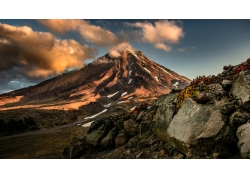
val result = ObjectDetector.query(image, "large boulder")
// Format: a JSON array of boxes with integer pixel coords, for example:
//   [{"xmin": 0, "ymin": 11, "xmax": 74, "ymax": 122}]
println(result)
[
  {"xmin": 154, "ymin": 93, "xmax": 177, "ymax": 132},
  {"xmin": 63, "ymin": 137, "xmax": 85, "ymax": 159},
  {"xmin": 115, "ymin": 130, "xmax": 129, "ymax": 149},
  {"xmin": 123, "ymin": 119, "xmax": 139, "ymax": 136},
  {"xmin": 100, "ymin": 127, "xmax": 119, "ymax": 147},
  {"xmin": 236, "ymin": 123, "xmax": 250, "ymax": 158},
  {"xmin": 230, "ymin": 71, "xmax": 250, "ymax": 104},
  {"xmin": 154, "ymin": 97, "xmax": 238, "ymax": 158},
  {"xmin": 86, "ymin": 119, "xmax": 113, "ymax": 146},
  {"xmin": 167, "ymin": 98, "xmax": 224, "ymax": 155}
]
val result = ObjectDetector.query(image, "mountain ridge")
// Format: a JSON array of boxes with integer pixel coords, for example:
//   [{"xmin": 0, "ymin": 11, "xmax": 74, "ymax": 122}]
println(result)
[{"xmin": 0, "ymin": 49, "xmax": 191, "ymax": 112}]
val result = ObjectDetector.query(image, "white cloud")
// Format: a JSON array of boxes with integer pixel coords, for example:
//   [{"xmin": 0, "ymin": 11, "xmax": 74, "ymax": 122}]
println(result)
[{"xmin": 127, "ymin": 20, "xmax": 184, "ymax": 51}]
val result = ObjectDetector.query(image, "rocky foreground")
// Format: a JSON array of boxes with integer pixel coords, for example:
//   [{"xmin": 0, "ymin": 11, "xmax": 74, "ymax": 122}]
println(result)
[{"xmin": 63, "ymin": 58, "xmax": 250, "ymax": 159}]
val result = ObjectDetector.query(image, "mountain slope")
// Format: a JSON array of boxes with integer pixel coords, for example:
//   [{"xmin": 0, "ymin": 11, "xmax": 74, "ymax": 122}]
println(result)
[{"xmin": 0, "ymin": 49, "xmax": 190, "ymax": 112}]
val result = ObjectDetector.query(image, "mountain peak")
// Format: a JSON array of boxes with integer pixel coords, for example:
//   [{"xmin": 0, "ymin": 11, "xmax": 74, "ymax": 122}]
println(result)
[{"xmin": 0, "ymin": 50, "xmax": 191, "ymax": 112}]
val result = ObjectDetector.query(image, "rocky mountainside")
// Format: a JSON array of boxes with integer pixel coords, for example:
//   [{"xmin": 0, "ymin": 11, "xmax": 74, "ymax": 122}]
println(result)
[
  {"xmin": 0, "ymin": 49, "xmax": 190, "ymax": 136},
  {"xmin": 63, "ymin": 58, "xmax": 250, "ymax": 159},
  {"xmin": 0, "ymin": 49, "xmax": 190, "ymax": 111}
]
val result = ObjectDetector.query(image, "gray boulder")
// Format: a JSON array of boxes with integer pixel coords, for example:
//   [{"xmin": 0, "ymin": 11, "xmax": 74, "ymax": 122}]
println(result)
[
  {"xmin": 154, "ymin": 96, "xmax": 238, "ymax": 158},
  {"xmin": 116, "ymin": 130, "xmax": 129, "ymax": 148},
  {"xmin": 166, "ymin": 98, "xmax": 225, "ymax": 156},
  {"xmin": 86, "ymin": 119, "xmax": 112, "ymax": 146},
  {"xmin": 154, "ymin": 93, "xmax": 177, "ymax": 133},
  {"xmin": 236, "ymin": 123, "xmax": 250, "ymax": 158},
  {"xmin": 63, "ymin": 137, "xmax": 84, "ymax": 159},
  {"xmin": 230, "ymin": 110, "xmax": 250, "ymax": 127},
  {"xmin": 230, "ymin": 71, "xmax": 250, "ymax": 104},
  {"xmin": 100, "ymin": 127, "xmax": 119, "ymax": 147}
]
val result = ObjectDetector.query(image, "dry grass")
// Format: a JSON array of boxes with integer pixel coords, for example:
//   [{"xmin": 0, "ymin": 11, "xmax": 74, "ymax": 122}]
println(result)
[{"xmin": 0, "ymin": 125, "xmax": 89, "ymax": 159}]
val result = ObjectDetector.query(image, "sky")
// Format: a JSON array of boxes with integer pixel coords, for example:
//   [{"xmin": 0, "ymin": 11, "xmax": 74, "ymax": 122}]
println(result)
[{"xmin": 0, "ymin": 19, "xmax": 249, "ymax": 94}]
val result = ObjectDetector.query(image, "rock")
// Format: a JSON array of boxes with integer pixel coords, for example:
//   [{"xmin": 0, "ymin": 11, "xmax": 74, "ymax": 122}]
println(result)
[
  {"xmin": 153, "ymin": 154, "xmax": 158, "ymax": 159},
  {"xmin": 154, "ymin": 93, "xmax": 176, "ymax": 136},
  {"xmin": 147, "ymin": 106, "xmax": 152, "ymax": 110},
  {"xmin": 229, "ymin": 110, "xmax": 250, "ymax": 127},
  {"xmin": 123, "ymin": 119, "xmax": 139, "ymax": 136},
  {"xmin": 173, "ymin": 153, "xmax": 184, "ymax": 159},
  {"xmin": 63, "ymin": 138, "xmax": 84, "ymax": 159},
  {"xmin": 139, "ymin": 122, "xmax": 150, "ymax": 136},
  {"xmin": 125, "ymin": 135, "xmax": 139, "ymax": 149},
  {"xmin": 164, "ymin": 143, "xmax": 175, "ymax": 155},
  {"xmin": 223, "ymin": 66, "xmax": 229, "ymax": 70},
  {"xmin": 230, "ymin": 71, "xmax": 250, "ymax": 105},
  {"xmin": 86, "ymin": 119, "xmax": 113, "ymax": 146},
  {"xmin": 236, "ymin": 123, "xmax": 250, "ymax": 158},
  {"xmin": 141, "ymin": 106, "xmax": 157, "ymax": 121},
  {"xmin": 222, "ymin": 80, "xmax": 231, "ymax": 90},
  {"xmin": 136, "ymin": 111, "xmax": 144, "ymax": 121},
  {"xmin": 115, "ymin": 130, "xmax": 129, "ymax": 149},
  {"xmin": 243, "ymin": 100, "xmax": 250, "ymax": 111},
  {"xmin": 136, "ymin": 152, "xmax": 143, "ymax": 159},
  {"xmin": 194, "ymin": 92, "xmax": 209, "ymax": 104},
  {"xmin": 160, "ymin": 150, "xmax": 165, "ymax": 156},
  {"xmin": 100, "ymin": 127, "xmax": 119, "ymax": 147},
  {"xmin": 220, "ymin": 103, "xmax": 235, "ymax": 115},
  {"xmin": 206, "ymin": 84, "xmax": 225, "ymax": 99},
  {"xmin": 161, "ymin": 98, "xmax": 227, "ymax": 157}
]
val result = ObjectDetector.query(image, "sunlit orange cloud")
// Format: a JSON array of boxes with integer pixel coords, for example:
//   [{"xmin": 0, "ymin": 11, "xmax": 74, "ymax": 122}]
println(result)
[
  {"xmin": 39, "ymin": 19, "xmax": 134, "ymax": 57},
  {"xmin": 39, "ymin": 19, "xmax": 80, "ymax": 33},
  {"xmin": 0, "ymin": 23, "xmax": 54, "ymax": 50},
  {"xmin": 127, "ymin": 20, "xmax": 184, "ymax": 51},
  {"xmin": 0, "ymin": 23, "xmax": 97, "ymax": 78},
  {"xmin": 108, "ymin": 42, "xmax": 133, "ymax": 58},
  {"xmin": 39, "ymin": 19, "xmax": 119, "ymax": 46},
  {"xmin": 154, "ymin": 43, "xmax": 171, "ymax": 52}
]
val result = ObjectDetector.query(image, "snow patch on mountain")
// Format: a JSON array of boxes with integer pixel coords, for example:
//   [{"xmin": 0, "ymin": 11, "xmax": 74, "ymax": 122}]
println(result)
[
  {"xmin": 117, "ymin": 101, "xmax": 125, "ymax": 104},
  {"xmin": 130, "ymin": 106, "xmax": 137, "ymax": 111},
  {"xmin": 121, "ymin": 92, "xmax": 127, "ymax": 97},
  {"xmin": 82, "ymin": 121, "xmax": 94, "ymax": 127},
  {"xmin": 173, "ymin": 81, "xmax": 179, "ymax": 89},
  {"xmin": 84, "ymin": 109, "xmax": 108, "ymax": 120},
  {"xmin": 107, "ymin": 91, "xmax": 119, "ymax": 98},
  {"xmin": 103, "ymin": 103, "xmax": 111, "ymax": 108}
]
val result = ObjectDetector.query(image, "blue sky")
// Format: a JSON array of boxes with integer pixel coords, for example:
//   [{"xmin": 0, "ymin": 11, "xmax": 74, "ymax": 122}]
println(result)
[{"xmin": 0, "ymin": 19, "xmax": 249, "ymax": 94}]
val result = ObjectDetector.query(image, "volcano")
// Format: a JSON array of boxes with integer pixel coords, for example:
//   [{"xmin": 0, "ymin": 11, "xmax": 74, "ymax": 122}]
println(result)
[{"xmin": 0, "ymin": 49, "xmax": 190, "ymax": 113}]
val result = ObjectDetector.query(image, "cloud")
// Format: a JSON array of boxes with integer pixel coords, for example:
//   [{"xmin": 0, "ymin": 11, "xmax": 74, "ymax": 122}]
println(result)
[
  {"xmin": 0, "ymin": 23, "xmax": 97, "ymax": 79},
  {"xmin": 127, "ymin": 20, "xmax": 184, "ymax": 51},
  {"xmin": 154, "ymin": 43, "xmax": 171, "ymax": 52},
  {"xmin": 39, "ymin": 19, "xmax": 119, "ymax": 46},
  {"xmin": 39, "ymin": 19, "xmax": 80, "ymax": 33},
  {"xmin": 40, "ymin": 20, "xmax": 136, "ymax": 58},
  {"xmin": 108, "ymin": 42, "xmax": 133, "ymax": 58},
  {"xmin": 177, "ymin": 48, "xmax": 186, "ymax": 52}
]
